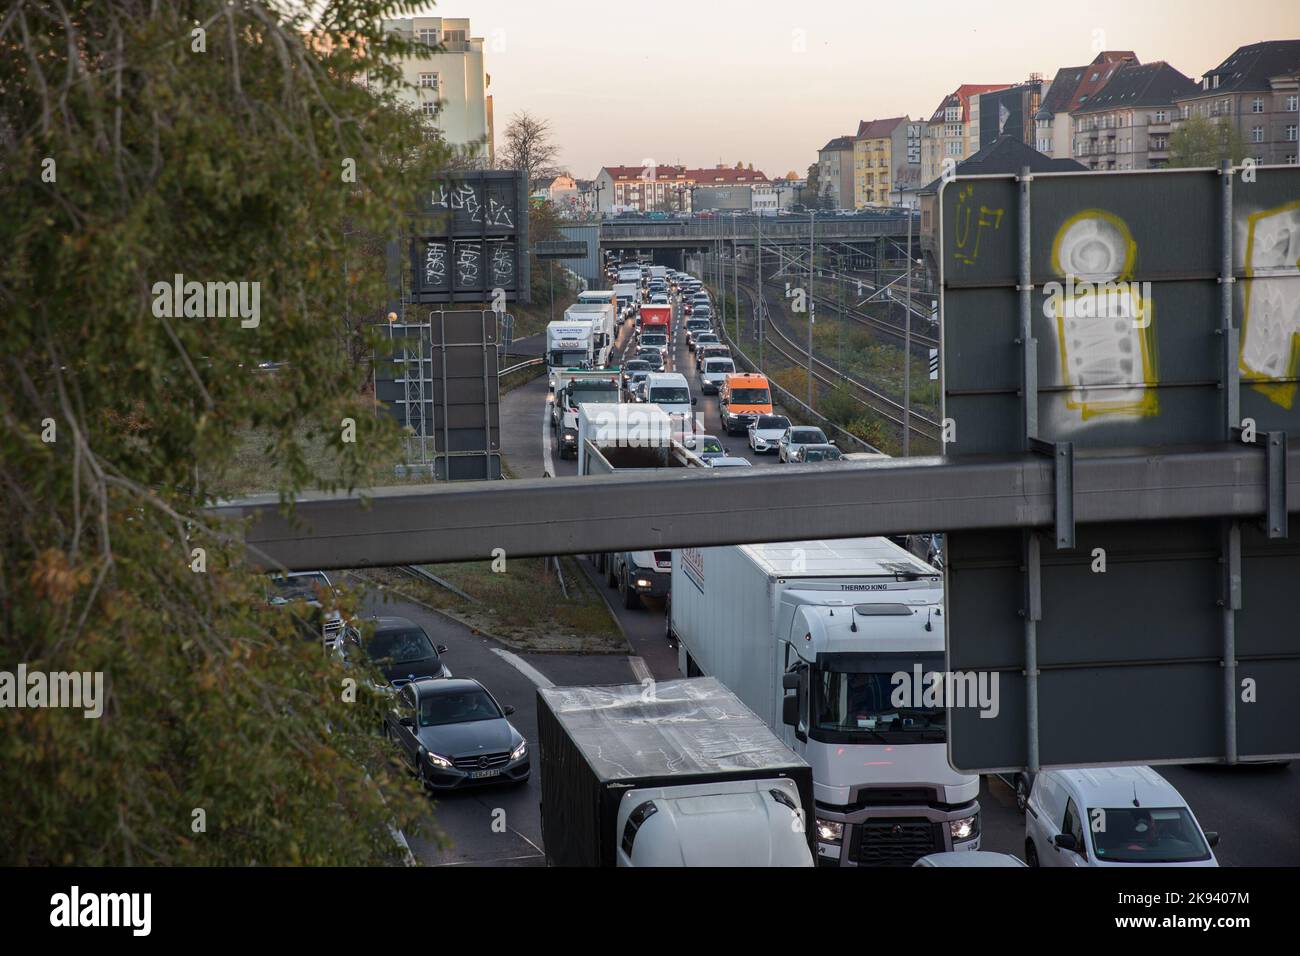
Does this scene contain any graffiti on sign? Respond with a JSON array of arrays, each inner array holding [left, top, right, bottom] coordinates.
[[455, 241, 481, 288], [490, 241, 515, 287], [424, 241, 448, 288], [952, 183, 1004, 267], [1239, 199, 1300, 410]]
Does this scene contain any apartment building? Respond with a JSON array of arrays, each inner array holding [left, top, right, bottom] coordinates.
[[380, 17, 493, 165], [921, 84, 1012, 184], [686, 166, 774, 212], [974, 78, 1046, 151], [817, 136, 856, 209], [1072, 61, 1198, 170], [853, 117, 908, 207], [594, 165, 692, 213], [1034, 52, 1139, 159], [1174, 40, 1300, 166]]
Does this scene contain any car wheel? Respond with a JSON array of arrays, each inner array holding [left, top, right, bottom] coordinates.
[[621, 569, 641, 610], [1025, 839, 1039, 867], [1014, 775, 1030, 813]]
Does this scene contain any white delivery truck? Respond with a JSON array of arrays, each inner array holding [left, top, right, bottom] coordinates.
[[612, 281, 639, 322], [546, 319, 596, 389], [551, 371, 622, 458], [669, 537, 981, 867], [564, 303, 616, 368], [578, 402, 701, 608], [537, 677, 814, 867]]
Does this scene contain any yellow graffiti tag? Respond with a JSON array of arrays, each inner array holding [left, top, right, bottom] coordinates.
[[1047, 209, 1158, 420], [952, 183, 1005, 266], [1239, 198, 1300, 410]]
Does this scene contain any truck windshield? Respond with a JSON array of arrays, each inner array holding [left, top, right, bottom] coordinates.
[[641, 334, 667, 345], [568, 383, 618, 406], [1087, 807, 1211, 863], [730, 388, 770, 405], [550, 350, 588, 367], [649, 387, 690, 404], [812, 658, 946, 743]]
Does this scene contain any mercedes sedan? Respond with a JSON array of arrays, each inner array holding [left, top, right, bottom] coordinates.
[[385, 678, 530, 790]]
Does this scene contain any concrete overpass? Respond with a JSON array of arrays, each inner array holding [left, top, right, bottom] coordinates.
[[598, 213, 916, 251]]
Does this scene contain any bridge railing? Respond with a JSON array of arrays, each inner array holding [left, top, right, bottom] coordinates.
[[598, 216, 916, 240]]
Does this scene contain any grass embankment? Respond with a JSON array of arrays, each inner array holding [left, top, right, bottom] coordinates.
[[360, 559, 628, 655]]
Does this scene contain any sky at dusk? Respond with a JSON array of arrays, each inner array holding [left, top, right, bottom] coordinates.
[[413, 0, 1300, 179]]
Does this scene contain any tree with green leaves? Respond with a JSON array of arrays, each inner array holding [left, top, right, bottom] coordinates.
[[1168, 116, 1250, 168], [1, 0, 454, 864]]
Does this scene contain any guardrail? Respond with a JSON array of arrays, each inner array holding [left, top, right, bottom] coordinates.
[[500, 357, 545, 376], [600, 216, 916, 241]]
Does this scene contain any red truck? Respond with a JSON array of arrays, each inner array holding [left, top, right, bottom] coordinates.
[[638, 303, 672, 337]]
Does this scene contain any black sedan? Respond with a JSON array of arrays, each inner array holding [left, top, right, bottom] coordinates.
[[338, 616, 450, 686], [385, 678, 529, 790]]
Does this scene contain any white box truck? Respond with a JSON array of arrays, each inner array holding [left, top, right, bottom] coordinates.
[[564, 303, 616, 367], [546, 319, 596, 389], [537, 677, 814, 867], [578, 402, 702, 608], [612, 281, 639, 321], [669, 537, 981, 866]]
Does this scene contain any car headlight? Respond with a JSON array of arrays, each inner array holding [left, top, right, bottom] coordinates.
[[635, 578, 651, 588], [426, 751, 453, 769], [949, 814, 980, 841], [815, 818, 844, 844], [562, 430, 576, 441], [511, 740, 527, 761]]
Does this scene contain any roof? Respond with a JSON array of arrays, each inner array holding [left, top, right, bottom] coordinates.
[[855, 116, 907, 141], [684, 166, 771, 184], [819, 135, 856, 152], [919, 135, 1086, 192], [929, 83, 1013, 122], [537, 677, 807, 783], [1074, 61, 1198, 114], [601, 164, 688, 181], [741, 537, 937, 578], [1179, 39, 1300, 98], [1049, 766, 1187, 807]]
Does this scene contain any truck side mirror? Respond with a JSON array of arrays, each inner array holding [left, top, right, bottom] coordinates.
[[781, 672, 800, 691], [781, 695, 799, 727]]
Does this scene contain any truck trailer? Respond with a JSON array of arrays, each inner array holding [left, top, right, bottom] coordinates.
[[564, 302, 616, 368], [536, 677, 814, 866], [669, 537, 981, 866]]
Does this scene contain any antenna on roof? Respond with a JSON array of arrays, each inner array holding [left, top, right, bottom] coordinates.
[[1132, 782, 1141, 807]]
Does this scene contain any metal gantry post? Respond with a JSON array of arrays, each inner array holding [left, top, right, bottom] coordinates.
[[808, 209, 815, 408], [1219, 158, 1240, 765], [1017, 166, 1040, 774], [757, 212, 764, 365], [733, 213, 740, 345], [903, 207, 913, 456]]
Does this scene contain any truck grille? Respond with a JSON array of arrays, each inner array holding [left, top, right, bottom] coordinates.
[[853, 819, 941, 866], [452, 751, 512, 771]]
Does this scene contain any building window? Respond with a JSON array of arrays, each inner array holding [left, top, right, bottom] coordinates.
[[1286, 155, 1297, 165], [443, 29, 467, 43], [1154, 110, 1167, 123], [419, 72, 438, 89], [416, 28, 439, 47], [1288, 125, 1299, 142], [1288, 95, 1299, 112], [421, 101, 437, 117], [1181, 105, 1189, 119], [1252, 97, 1265, 113], [1251, 126, 1264, 143]]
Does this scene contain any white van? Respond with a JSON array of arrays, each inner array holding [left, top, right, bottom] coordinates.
[[644, 372, 697, 448], [1025, 766, 1219, 867]]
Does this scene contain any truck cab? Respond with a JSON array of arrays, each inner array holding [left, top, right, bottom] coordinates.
[[644, 372, 697, 447], [546, 320, 596, 389], [779, 590, 981, 866], [551, 370, 621, 458]]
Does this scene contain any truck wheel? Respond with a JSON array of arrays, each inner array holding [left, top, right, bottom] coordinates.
[[621, 570, 641, 610], [607, 559, 618, 588]]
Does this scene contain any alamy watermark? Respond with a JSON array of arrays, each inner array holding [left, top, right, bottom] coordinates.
[[1042, 274, 1150, 328], [151, 273, 260, 328], [890, 665, 999, 719], [0, 664, 104, 718]]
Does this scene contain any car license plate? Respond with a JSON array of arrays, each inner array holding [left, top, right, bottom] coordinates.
[[469, 768, 500, 779]]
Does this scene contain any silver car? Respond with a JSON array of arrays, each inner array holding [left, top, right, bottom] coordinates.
[[700, 357, 736, 394], [779, 425, 832, 463]]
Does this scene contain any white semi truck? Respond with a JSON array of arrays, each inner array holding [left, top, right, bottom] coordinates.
[[564, 302, 616, 368], [545, 319, 596, 389], [668, 537, 982, 866], [551, 371, 622, 459], [536, 677, 814, 867]]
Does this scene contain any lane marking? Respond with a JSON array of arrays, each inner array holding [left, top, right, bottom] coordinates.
[[628, 656, 652, 683], [490, 647, 555, 689]]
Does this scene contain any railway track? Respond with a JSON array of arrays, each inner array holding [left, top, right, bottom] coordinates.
[[726, 277, 940, 446]]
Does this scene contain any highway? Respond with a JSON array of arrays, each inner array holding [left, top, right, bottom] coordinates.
[[366, 283, 1299, 868]]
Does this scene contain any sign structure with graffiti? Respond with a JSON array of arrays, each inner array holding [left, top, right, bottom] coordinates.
[[409, 170, 531, 305], [938, 166, 1300, 774]]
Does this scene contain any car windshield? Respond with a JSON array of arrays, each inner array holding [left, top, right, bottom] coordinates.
[[624, 361, 650, 371], [803, 447, 841, 461], [705, 361, 735, 373], [365, 627, 436, 665], [1088, 807, 1211, 863], [756, 416, 790, 430], [813, 662, 946, 742], [730, 388, 770, 405], [649, 387, 690, 403], [699, 437, 723, 454], [419, 688, 502, 727], [268, 573, 327, 603], [791, 429, 825, 443]]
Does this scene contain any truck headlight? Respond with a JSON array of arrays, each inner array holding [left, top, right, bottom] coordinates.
[[426, 752, 453, 769], [562, 430, 576, 441], [511, 740, 527, 761], [815, 818, 843, 844], [949, 814, 980, 841]]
